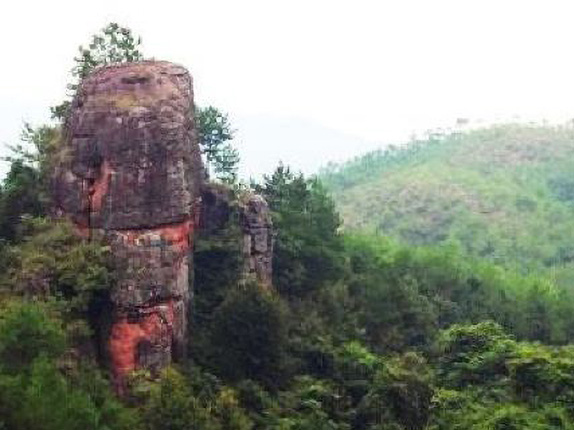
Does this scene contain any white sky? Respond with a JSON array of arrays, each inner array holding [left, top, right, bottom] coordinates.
[[3, 0, 574, 178]]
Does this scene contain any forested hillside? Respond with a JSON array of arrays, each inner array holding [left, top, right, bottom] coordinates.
[[2, 23, 574, 430], [4, 159, 574, 429], [320, 124, 574, 279]]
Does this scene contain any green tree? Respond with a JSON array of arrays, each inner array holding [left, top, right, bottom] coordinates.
[[255, 165, 344, 297], [4, 219, 112, 320], [436, 322, 517, 389], [0, 218, 113, 352], [508, 343, 574, 414], [0, 161, 44, 242], [5, 123, 61, 181], [51, 24, 240, 181], [3, 357, 102, 430], [270, 376, 350, 430], [213, 388, 253, 430], [0, 301, 136, 430], [0, 124, 62, 243], [52, 22, 143, 120], [0, 301, 65, 374], [144, 367, 218, 430], [208, 282, 287, 387], [345, 235, 437, 352], [356, 352, 433, 430], [196, 106, 239, 182]]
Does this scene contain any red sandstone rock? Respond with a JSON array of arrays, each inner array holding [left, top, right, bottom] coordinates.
[[53, 60, 275, 394], [53, 61, 202, 390]]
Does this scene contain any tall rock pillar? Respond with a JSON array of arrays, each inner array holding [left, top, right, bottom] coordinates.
[[239, 193, 274, 288], [53, 61, 202, 390]]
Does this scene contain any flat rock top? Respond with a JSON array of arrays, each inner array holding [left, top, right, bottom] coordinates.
[[76, 61, 193, 115], [58, 61, 202, 230]]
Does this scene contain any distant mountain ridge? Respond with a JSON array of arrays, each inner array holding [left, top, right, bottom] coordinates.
[[320, 124, 574, 281], [234, 115, 381, 179]]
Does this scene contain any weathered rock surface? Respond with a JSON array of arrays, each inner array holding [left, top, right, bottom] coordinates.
[[53, 61, 202, 390], [200, 184, 273, 288], [239, 193, 273, 287], [53, 60, 274, 393]]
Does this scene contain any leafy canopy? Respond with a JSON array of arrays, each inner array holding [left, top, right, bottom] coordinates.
[[255, 164, 344, 297]]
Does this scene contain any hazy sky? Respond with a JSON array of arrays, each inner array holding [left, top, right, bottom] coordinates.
[[3, 0, 574, 178]]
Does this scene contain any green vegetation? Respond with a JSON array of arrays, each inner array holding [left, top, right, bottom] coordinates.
[[254, 165, 344, 297], [2, 22, 574, 430], [208, 282, 287, 386], [2, 153, 574, 428], [0, 301, 139, 430], [49, 22, 239, 181], [51, 22, 144, 120], [320, 125, 574, 279], [197, 106, 240, 182]]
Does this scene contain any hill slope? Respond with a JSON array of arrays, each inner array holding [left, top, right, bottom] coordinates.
[[320, 124, 574, 277]]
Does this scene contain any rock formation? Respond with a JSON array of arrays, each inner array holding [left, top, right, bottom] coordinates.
[[200, 184, 273, 288], [53, 61, 202, 391], [53, 60, 274, 393], [239, 193, 273, 287]]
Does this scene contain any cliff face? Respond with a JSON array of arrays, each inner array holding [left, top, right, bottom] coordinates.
[[200, 184, 273, 288], [52, 60, 274, 392], [53, 61, 202, 390], [239, 193, 273, 287]]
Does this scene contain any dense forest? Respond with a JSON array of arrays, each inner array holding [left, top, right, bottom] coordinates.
[[320, 125, 574, 282], [1, 23, 574, 430]]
